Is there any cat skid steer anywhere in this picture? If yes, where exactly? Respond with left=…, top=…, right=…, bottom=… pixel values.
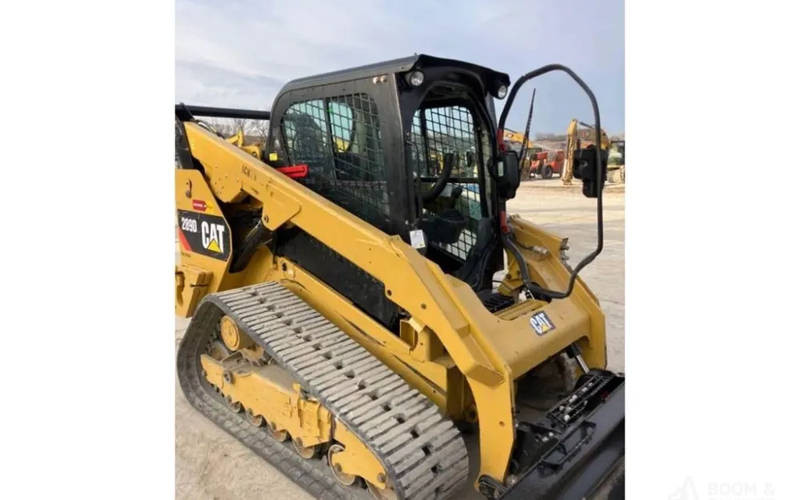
left=175, top=54, right=624, bottom=500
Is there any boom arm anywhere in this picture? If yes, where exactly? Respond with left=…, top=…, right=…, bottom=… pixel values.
left=502, top=129, right=535, bottom=149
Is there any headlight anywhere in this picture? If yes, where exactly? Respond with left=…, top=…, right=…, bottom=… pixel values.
left=497, top=85, right=508, bottom=99
left=407, top=70, right=425, bottom=87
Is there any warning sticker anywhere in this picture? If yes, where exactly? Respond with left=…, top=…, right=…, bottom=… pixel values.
left=409, top=229, right=426, bottom=249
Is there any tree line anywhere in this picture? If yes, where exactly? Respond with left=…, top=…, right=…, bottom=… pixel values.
left=199, top=117, right=270, bottom=144
left=535, top=132, right=625, bottom=141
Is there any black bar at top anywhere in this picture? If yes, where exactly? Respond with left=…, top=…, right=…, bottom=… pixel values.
left=176, top=103, right=271, bottom=121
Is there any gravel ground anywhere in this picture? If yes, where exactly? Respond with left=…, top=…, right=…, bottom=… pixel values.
left=175, top=182, right=625, bottom=500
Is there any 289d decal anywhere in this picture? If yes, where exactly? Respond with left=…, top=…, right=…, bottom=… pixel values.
left=177, top=209, right=231, bottom=261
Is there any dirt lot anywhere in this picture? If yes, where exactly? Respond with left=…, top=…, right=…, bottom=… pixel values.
left=175, top=182, right=625, bottom=500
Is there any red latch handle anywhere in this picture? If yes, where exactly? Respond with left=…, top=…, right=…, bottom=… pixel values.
left=275, top=164, right=308, bottom=179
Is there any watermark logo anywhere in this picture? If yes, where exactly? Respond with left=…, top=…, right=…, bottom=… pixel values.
left=669, top=477, right=699, bottom=500
left=668, top=477, right=775, bottom=500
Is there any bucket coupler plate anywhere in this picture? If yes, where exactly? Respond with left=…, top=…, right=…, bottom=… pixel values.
left=493, top=370, right=625, bottom=500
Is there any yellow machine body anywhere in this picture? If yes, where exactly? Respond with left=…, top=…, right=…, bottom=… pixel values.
left=176, top=121, right=607, bottom=484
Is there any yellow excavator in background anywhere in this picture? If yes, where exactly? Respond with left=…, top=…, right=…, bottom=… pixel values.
left=226, top=128, right=264, bottom=160
left=501, top=129, right=548, bottom=179
left=502, top=129, right=534, bottom=150
left=562, top=119, right=613, bottom=185
left=175, top=55, right=624, bottom=500
left=189, top=118, right=266, bottom=160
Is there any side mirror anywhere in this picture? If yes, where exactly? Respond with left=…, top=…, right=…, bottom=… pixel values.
left=496, top=150, right=521, bottom=200
left=573, top=146, right=609, bottom=198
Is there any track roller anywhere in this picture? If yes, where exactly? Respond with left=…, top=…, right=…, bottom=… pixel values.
left=293, top=437, right=320, bottom=460
left=225, top=395, right=242, bottom=413
left=328, top=444, right=358, bottom=486
left=267, top=421, right=288, bottom=442
left=246, top=408, right=264, bottom=427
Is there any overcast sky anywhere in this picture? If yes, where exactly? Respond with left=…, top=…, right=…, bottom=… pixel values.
left=176, top=0, right=624, bottom=135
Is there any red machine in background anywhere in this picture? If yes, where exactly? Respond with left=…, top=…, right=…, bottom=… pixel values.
left=502, top=129, right=565, bottom=180
left=530, top=149, right=565, bottom=179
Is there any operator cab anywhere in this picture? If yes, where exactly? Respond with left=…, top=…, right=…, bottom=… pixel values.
left=266, top=54, right=510, bottom=293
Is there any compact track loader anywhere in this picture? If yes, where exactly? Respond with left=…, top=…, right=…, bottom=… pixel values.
left=176, top=54, right=625, bottom=500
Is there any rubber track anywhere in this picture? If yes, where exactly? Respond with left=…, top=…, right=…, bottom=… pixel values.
left=177, top=282, right=470, bottom=500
